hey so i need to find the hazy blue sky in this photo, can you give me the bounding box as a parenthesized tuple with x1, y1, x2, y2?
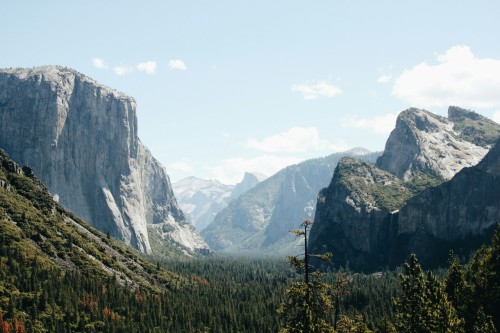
(2, 1, 500, 183)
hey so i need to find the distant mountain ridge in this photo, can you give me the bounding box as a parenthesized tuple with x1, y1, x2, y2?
(201, 148, 380, 255)
(309, 107, 500, 271)
(173, 172, 265, 231)
(0, 66, 209, 256)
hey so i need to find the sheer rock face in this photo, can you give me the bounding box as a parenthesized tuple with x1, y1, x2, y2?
(310, 107, 500, 271)
(376, 108, 489, 181)
(393, 138, 500, 266)
(0, 66, 209, 255)
(309, 158, 407, 271)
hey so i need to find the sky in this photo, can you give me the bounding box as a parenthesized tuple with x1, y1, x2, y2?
(2, 1, 500, 184)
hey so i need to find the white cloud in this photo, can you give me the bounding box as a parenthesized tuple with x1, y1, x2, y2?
(211, 155, 302, 185)
(137, 61, 157, 74)
(342, 113, 398, 134)
(113, 66, 133, 75)
(245, 127, 349, 153)
(492, 111, 500, 123)
(377, 74, 392, 83)
(291, 81, 342, 100)
(92, 58, 108, 69)
(168, 59, 187, 71)
(169, 161, 193, 173)
(393, 45, 500, 108)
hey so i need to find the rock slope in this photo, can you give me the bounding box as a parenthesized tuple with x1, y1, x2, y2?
(0, 148, 182, 290)
(0, 66, 209, 256)
(310, 107, 500, 271)
(376, 108, 489, 181)
(201, 149, 380, 255)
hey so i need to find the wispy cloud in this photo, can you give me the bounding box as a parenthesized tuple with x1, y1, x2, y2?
(92, 58, 108, 69)
(168, 59, 187, 71)
(377, 74, 392, 83)
(291, 81, 342, 100)
(245, 127, 347, 153)
(113, 66, 134, 76)
(342, 113, 398, 134)
(393, 45, 500, 108)
(137, 61, 157, 74)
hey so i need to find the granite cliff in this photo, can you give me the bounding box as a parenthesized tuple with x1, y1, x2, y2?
(309, 107, 500, 271)
(0, 66, 209, 256)
(376, 108, 490, 181)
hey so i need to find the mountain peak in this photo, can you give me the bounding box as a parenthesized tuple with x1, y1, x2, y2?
(0, 66, 134, 103)
(376, 107, 494, 181)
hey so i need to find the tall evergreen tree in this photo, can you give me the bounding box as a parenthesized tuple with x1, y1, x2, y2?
(394, 254, 428, 333)
(424, 271, 464, 333)
(278, 218, 334, 333)
(444, 254, 466, 318)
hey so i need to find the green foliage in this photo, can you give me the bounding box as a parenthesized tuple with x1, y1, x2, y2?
(462, 224, 500, 332)
(450, 107, 500, 148)
(1, 146, 499, 332)
(403, 174, 442, 194)
(394, 226, 500, 333)
(278, 219, 335, 332)
(394, 254, 428, 333)
(369, 183, 413, 212)
(424, 271, 464, 333)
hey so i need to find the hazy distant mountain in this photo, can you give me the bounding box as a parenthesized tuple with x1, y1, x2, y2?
(309, 107, 500, 271)
(229, 172, 267, 201)
(0, 66, 210, 257)
(173, 172, 266, 231)
(201, 149, 380, 255)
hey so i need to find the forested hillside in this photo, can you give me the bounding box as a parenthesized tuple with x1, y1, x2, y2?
(0, 126, 497, 332)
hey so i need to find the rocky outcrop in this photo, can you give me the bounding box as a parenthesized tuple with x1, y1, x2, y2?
(201, 149, 380, 255)
(448, 106, 500, 148)
(309, 158, 409, 271)
(310, 107, 500, 271)
(376, 108, 490, 181)
(0, 66, 210, 255)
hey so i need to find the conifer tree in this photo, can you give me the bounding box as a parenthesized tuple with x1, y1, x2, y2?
(424, 271, 464, 333)
(444, 253, 466, 317)
(331, 272, 349, 330)
(394, 254, 428, 333)
(278, 218, 334, 333)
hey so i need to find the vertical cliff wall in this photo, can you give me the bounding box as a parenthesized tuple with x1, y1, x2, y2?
(0, 66, 209, 255)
